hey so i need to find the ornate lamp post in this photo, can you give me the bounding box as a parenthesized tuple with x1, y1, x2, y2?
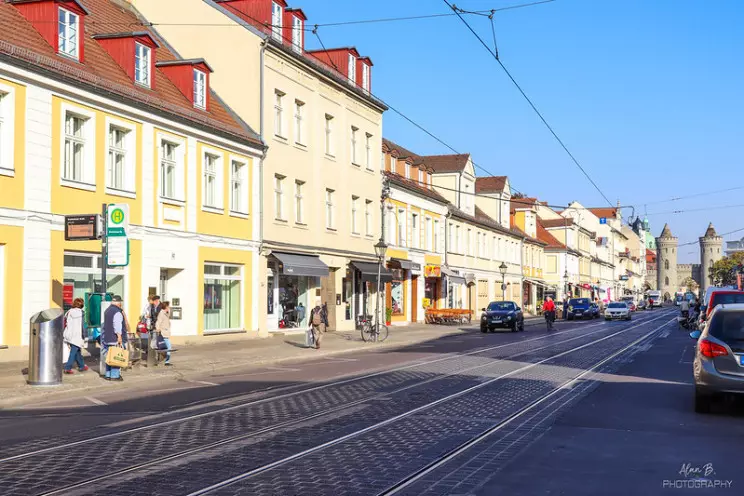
(499, 262, 508, 301)
(563, 269, 569, 299)
(374, 238, 388, 336)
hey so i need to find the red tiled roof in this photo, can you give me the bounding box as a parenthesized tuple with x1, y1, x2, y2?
(536, 219, 565, 250)
(420, 154, 470, 173)
(540, 218, 574, 229)
(383, 171, 448, 204)
(510, 197, 538, 213)
(0, 0, 261, 146)
(588, 208, 618, 219)
(382, 138, 434, 171)
(475, 176, 507, 194)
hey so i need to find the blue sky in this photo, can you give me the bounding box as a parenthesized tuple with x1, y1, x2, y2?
(296, 0, 743, 262)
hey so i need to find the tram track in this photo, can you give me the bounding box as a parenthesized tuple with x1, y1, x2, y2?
(28, 314, 673, 496)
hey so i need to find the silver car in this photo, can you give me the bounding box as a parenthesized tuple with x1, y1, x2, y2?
(605, 302, 631, 321)
(691, 303, 744, 413)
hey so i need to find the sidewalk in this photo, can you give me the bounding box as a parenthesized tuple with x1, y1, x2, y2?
(0, 322, 463, 407)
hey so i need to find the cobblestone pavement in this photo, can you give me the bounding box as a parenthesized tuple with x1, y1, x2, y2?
(0, 310, 677, 496)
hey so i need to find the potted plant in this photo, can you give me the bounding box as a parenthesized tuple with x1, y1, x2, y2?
(385, 307, 393, 326)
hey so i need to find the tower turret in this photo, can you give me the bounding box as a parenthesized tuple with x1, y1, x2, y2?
(700, 223, 723, 296)
(656, 223, 678, 300)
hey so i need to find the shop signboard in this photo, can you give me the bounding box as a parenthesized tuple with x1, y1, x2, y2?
(424, 265, 441, 278)
(62, 284, 74, 306)
(64, 214, 101, 241)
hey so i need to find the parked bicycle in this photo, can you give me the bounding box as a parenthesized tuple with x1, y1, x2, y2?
(360, 316, 389, 343)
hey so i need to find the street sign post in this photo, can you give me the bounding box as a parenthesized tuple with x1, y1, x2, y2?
(107, 204, 129, 237)
(599, 218, 607, 225)
(106, 203, 130, 267)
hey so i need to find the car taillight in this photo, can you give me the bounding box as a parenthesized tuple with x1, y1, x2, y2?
(699, 339, 728, 358)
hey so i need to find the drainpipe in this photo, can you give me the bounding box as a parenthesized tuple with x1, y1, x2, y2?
(519, 236, 525, 310)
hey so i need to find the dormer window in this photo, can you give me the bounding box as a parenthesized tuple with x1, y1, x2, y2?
(193, 69, 206, 109)
(58, 8, 79, 59)
(292, 16, 303, 52)
(361, 63, 370, 92)
(271, 2, 283, 42)
(135, 43, 151, 87)
(347, 54, 356, 84)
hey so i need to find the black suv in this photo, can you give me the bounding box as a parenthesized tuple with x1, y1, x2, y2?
(480, 301, 525, 333)
(566, 298, 600, 320)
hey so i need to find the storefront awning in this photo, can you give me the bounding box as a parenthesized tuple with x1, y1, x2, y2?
(524, 278, 550, 288)
(441, 267, 466, 285)
(350, 261, 393, 284)
(389, 258, 422, 272)
(272, 252, 329, 278)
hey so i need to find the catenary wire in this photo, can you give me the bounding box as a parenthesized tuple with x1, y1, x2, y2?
(443, 0, 613, 207)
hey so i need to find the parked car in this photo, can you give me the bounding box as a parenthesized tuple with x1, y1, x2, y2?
(705, 290, 744, 320)
(605, 302, 631, 321)
(691, 303, 744, 413)
(565, 298, 599, 320)
(480, 301, 525, 333)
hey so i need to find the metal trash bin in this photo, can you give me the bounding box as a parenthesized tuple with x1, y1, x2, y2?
(28, 308, 64, 386)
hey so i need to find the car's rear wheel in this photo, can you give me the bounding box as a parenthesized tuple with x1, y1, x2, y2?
(695, 388, 712, 414)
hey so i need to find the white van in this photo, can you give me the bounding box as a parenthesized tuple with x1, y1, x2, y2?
(647, 290, 662, 308)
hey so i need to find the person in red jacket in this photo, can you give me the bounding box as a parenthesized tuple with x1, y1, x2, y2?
(542, 297, 556, 331)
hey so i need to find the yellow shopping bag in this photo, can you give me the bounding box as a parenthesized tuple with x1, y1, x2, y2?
(105, 346, 129, 368)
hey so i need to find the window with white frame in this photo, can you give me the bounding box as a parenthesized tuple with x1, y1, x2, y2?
(365, 199, 373, 236)
(404, 163, 410, 179)
(274, 90, 285, 137)
(365, 133, 372, 170)
(271, 1, 283, 42)
(411, 213, 419, 249)
(292, 15, 303, 52)
(134, 43, 151, 87)
(324, 114, 333, 156)
(351, 196, 359, 234)
(58, 8, 79, 59)
(418, 169, 423, 185)
(0, 90, 14, 175)
(347, 53, 356, 83)
(193, 69, 207, 109)
(398, 208, 406, 247)
(160, 140, 179, 199)
(294, 100, 304, 145)
(63, 112, 87, 182)
(361, 63, 370, 92)
(325, 189, 335, 229)
(434, 220, 440, 253)
(204, 262, 242, 332)
(274, 174, 285, 220)
(350, 126, 358, 164)
(425, 218, 432, 251)
(203, 153, 220, 208)
(294, 180, 304, 224)
(230, 160, 247, 213)
(107, 126, 129, 191)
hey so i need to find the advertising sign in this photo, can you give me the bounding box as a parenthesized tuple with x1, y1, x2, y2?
(424, 265, 441, 278)
(63, 284, 74, 306)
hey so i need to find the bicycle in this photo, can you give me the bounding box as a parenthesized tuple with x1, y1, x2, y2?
(545, 311, 556, 332)
(360, 316, 389, 343)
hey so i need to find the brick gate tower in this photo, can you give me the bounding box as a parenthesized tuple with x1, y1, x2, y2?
(656, 224, 678, 301)
(699, 223, 723, 297)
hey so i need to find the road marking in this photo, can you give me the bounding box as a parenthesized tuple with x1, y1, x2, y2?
(84, 396, 107, 406)
(322, 356, 359, 362)
(186, 380, 219, 387)
(265, 366, 301, 372)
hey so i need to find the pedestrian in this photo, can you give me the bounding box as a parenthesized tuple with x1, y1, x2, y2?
(63, 298, 89, 374)
(155, 301, 173, 366)
(562, 296, 569, 320)
(101, 295, 125, 382)
(308, 299, 328, 350)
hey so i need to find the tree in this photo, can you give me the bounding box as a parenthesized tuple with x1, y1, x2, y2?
(681, 277, 699, 293)
(710, 252, 744, 287)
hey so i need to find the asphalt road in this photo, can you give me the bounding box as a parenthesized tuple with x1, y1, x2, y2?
(1, 307, 733, 496)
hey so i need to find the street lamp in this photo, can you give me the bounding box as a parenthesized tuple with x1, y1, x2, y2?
(563, 269, 569, 298)
(499, 262, 508, 301)
(374, 238, 388, 338)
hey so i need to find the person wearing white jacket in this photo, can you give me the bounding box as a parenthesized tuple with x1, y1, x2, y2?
(63, 298, 89, 374)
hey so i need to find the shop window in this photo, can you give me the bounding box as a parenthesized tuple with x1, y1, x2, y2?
(0, 88, 15, 176)
(203, 263, 242, 332)
(63, 252, 125, 305)
(391, 269, 404, 316)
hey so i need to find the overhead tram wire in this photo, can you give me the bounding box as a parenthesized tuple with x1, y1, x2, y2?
(442, 0, 613, 208)
(678, 227, 744, 248)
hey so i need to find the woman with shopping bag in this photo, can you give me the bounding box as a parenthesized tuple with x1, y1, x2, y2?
(63, 298, 89, 374)
(101, 295, 127, 381)
(155, 301, 173, 366)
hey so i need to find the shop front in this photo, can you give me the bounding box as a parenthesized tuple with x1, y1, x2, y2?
(386, 258, 418, 325)
(442, 267, 466, 309)
(267, 252, 329, 331)
(423, 264, 442, 311)
(63, 251, 125, 310)
(348, 261, 393, 326)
